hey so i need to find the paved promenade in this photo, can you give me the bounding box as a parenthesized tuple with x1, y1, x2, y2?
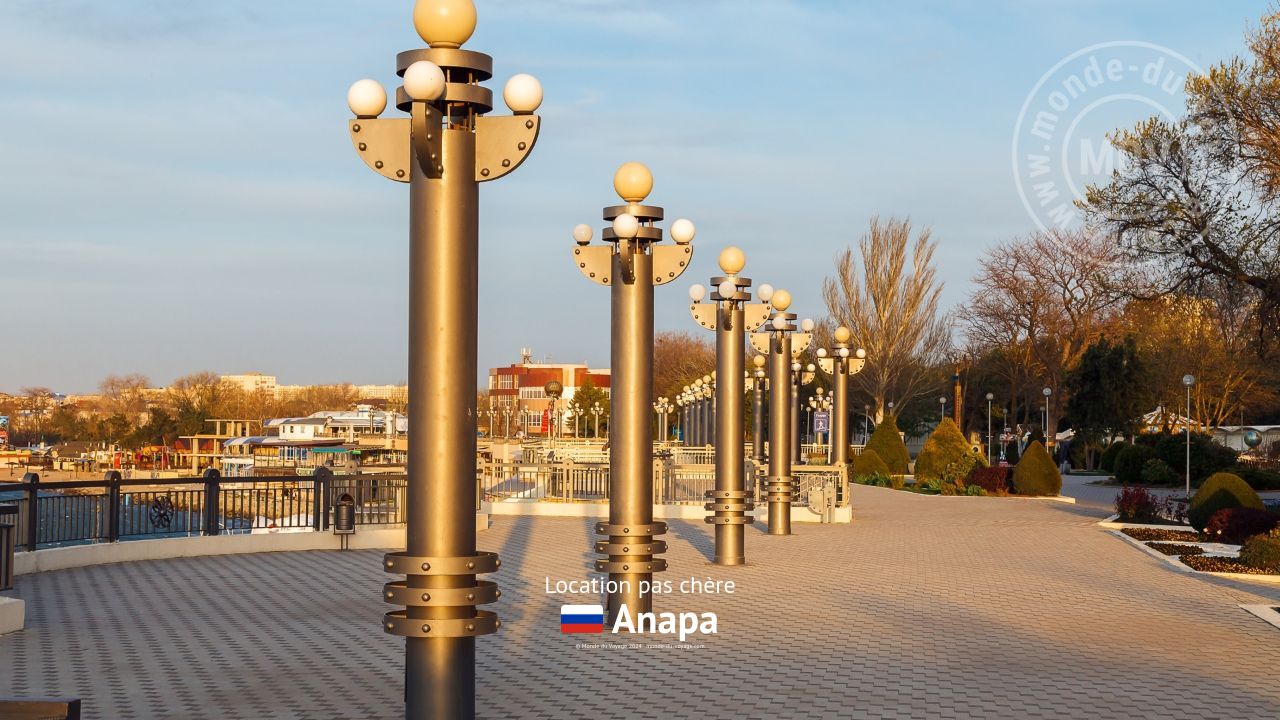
(2, 486, 1279, 719)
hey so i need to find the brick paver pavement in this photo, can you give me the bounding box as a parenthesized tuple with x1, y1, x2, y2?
(2, 485, 1279, 719)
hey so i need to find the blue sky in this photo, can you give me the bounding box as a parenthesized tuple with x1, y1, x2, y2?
(0, 0, 1266, 394)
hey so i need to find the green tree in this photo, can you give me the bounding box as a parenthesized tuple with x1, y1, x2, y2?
(569, 378, 610, 438)
(1064, 337, 1151, 468)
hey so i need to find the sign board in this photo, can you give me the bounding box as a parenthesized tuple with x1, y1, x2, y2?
(813, 411, 829, 433)
(0, 415, 8, 429)
(0, 428, 7, 445)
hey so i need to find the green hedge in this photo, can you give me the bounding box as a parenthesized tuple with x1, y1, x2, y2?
(1099, 441, 1126, 472)
(865, 414, 910, 475)
(1187, 472, 1263, 531)
(1114, 444, 1155, 485)
(1012, 441, 1062, 496)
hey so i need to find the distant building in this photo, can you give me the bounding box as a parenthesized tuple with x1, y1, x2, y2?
(487, 347, 609, 435)
(177, 419, 257, 472)
(220, 373, 278, 395)
(220, 406, 407, 477)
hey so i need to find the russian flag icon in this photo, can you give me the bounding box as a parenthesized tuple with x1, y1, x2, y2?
(560, 604, 605, 634)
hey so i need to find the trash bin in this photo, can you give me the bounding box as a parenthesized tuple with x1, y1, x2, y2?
(0, 503, 16, 591)
(334, 494, 356, 535)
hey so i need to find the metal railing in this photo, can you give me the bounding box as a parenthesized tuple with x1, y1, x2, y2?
(0, 470, 408, 551)
(477, 456, 845, 507)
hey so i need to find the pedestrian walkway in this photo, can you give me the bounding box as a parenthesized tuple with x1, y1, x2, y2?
(2, 485, 1278, 719)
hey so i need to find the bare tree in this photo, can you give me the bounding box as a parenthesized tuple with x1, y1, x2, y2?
(822, 216, 951, 421)
(99, 374, 152, 417)
(653, 331, 714, 402)
(960, 230, 1122, 435)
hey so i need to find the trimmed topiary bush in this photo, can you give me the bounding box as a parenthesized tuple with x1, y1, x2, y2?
(1187, 472, 1263, 532)
(850, 449, 890, 480)
(1202, 507, 1280, 544)
(1140, 458, 1179, 486)
(914, 418, 978, 482)
(1238, 528, 1280, 572)
(1114, 444, 1156, 485)
(865, 414, 910, 475)
(1099, 441, 1126, 473)
(1012, 441, 1062, 496)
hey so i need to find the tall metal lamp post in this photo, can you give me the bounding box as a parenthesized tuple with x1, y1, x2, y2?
(791, 358, 816, 460)
(1183, 374, 1195, 497)
(544, 381, 563, 442)
(688, 248, 769, 565)
(939, 396, 948, 424)
(345, 1, 542, 715)
(653, 397, 672, 443)
(591, 402, 603, 439)
(985, 392, 994, 465)
(751, 355, 768, 463)
(571, 162, 694, 618)
(750, 289, 811, 535)
(1042, 386, 1052, 447)
(816, 326, 867, 466)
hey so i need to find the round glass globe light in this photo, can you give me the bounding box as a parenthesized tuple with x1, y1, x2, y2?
(816, 348, 827, 358)
(856, 348, 866, 359)
(717, 280, 736, 298)
(572, 223, 592, 245)
(753, 355, 766, 368)
(612, 213, 639, 239)
(347, 79, 387, 117)
(800, 318, 815, 332)
(718, 246, 745, 274)
(403, 60, 446, 101)
(503, 73, 543, 113)
(771, 289, 792, 311)
(838, 348, 849, 358)
(613, 162, 653, 202)
(413, 0, 477, 48)
(670, 218, 695, 245)
(834, 326, 851, 343)
(771, 316, 786, 330)
(689, 284, 707, 303)
(807, 363, 815, 372)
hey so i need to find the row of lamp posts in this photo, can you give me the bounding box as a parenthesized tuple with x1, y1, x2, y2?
(345, 2, 866, 717)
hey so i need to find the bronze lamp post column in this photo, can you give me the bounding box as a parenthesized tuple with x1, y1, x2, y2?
(816, 326, 867, 466)
(688, 248, 770, 564)
(749, 289, 811, 534)
(751, 355, 767, 464)
(572, 162, 694, 619)
(345, 1, 542, 717)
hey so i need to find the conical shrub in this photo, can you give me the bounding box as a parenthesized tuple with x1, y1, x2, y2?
(1012, 441, 1062, 496)
(914, 418, 977, 482)
(851, 448, 890, 480)
(865, 414, 910, 475)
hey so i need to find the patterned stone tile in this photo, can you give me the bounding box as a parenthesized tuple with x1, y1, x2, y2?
(2, 486, 1279, 719)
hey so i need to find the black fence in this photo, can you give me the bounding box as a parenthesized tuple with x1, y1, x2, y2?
(0, 469, 408, 552)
